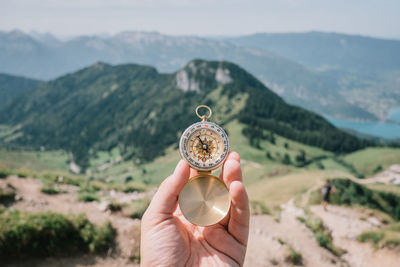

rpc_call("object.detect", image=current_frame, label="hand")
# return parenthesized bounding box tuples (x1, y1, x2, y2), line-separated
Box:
(140, 152, 250, 266)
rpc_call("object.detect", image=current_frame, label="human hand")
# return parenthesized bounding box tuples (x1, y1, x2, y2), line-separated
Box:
(140, 151, 249, 266)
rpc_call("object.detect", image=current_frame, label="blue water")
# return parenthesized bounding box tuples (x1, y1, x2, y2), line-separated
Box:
(326, 107, 400, 139)
(388, 107, 400, 123)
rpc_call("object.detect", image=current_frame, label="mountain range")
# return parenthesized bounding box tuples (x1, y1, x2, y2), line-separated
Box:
(229, 32, 400, 121)
(1, 30, 398, 121)
(0, 60, 369, 170)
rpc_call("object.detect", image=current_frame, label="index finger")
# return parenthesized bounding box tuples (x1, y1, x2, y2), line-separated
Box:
(219, 151, 242, 188)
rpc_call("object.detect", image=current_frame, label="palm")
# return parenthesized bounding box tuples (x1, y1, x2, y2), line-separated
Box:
(141, 152, 249, 267)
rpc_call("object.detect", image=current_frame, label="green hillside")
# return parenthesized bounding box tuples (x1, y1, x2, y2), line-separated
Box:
(0, 73, 41, 107)
(0, 60, 370, 171)
(343, 147, 400, 177)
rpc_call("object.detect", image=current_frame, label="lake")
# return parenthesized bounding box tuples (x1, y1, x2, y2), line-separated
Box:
(326, 107, 400, 139)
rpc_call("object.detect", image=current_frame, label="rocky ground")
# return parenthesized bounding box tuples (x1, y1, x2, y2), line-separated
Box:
(1, 175, 400, 267)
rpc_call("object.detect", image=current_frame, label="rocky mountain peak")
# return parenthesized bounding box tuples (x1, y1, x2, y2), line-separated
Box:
(175, 60, 234, 92)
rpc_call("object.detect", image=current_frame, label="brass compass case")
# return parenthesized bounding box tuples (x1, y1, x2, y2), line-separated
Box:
(178, 105, 231, 227)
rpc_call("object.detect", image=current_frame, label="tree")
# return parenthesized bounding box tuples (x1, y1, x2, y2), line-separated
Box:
(295, 150, 306, 163)
(284, 142, 289, 149)
(268, 132, 276, 144)
(373, 165, 383, 173)
(282, 153, 291, 165)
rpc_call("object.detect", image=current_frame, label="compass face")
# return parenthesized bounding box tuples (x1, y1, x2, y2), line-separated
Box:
(179, 121, 229, 171)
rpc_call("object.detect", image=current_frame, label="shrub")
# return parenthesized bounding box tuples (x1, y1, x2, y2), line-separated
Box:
(373, 165, 383, 174)
(298, 215, 343, 256)
(385, 238, 400, 247)
(125, 176, 134, 183)
(0, 184, 16, 204)
(123, 182, 146, 193)
(358, 222, 400, 248)
(41, 184, 60, 195)
(79, 182, 101, 194)
(78, 193, 99, 202)
(123, 198, 150, 219)
(284, 142, 289, 149)
(315, 232, 331, 248)
(107, 201, 123, 212)
(316, 161, 325, 170)
(295, 150, 306, 163)
(330, 179, 400, 221)
(297, 217, 306, 224)
(250, 200, 271, 215)
(285, 246, 303, 266)
(358, 231, 385, 245)
(0, 210, 115, 259)
(282, 153, 291, 165)
(63, 176, 82, 186)
(0, 170, 11, 179)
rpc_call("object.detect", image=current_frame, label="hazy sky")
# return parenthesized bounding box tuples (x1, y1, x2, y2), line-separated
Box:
(0, 0, 399, 39)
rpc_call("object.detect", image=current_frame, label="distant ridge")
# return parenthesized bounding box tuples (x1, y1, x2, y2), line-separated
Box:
(0, 29, 388, 121)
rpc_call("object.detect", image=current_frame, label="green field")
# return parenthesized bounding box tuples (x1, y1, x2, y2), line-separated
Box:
(0, 149, 69, 172)
(343, 147, 400, 177)
(1, 121, 400, 205)
(246, 170, 353, 206)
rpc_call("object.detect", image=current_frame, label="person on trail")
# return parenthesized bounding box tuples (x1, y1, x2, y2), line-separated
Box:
(321, 180, 336, 211)
(140, 151, 249, 267)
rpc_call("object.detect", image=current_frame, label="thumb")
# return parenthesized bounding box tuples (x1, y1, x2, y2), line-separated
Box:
(145, 160, 190, 217)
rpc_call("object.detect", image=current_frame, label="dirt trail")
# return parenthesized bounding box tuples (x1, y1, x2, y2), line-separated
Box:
(245, 199, 341, 267)
(357, 164, 400, 185)
(311, 205, 400, 267)
(4, 176, 400, 267)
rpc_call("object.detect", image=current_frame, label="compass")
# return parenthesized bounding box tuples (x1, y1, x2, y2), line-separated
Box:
(178, 105, 231, 226)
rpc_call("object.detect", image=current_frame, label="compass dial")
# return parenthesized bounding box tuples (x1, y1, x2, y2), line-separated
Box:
(179, 121, 229, 171)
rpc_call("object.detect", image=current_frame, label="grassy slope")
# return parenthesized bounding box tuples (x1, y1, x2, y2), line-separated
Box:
(343, 147, 400, 177)
(1, 120, 400, 209)
(0, 149, 69, 172)
(90, 121, 345, 190)
(247, 170, 353, 207)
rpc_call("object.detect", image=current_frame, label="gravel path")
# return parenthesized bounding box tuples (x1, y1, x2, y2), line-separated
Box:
(311, 205, 400, 267)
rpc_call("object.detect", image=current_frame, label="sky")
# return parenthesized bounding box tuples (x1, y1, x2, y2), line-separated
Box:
(0, 0, 399, 39)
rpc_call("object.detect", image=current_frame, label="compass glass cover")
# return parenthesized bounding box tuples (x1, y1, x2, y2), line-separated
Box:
(179, 121, 229, 171)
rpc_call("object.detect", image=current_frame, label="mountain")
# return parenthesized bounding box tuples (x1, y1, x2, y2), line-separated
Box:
(229, 32, 400, 120)
(229, 31, 400, 75)
(0, 30, 378, 121)
(0, 73, 41, 107)
(0, 60, 370, 170)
